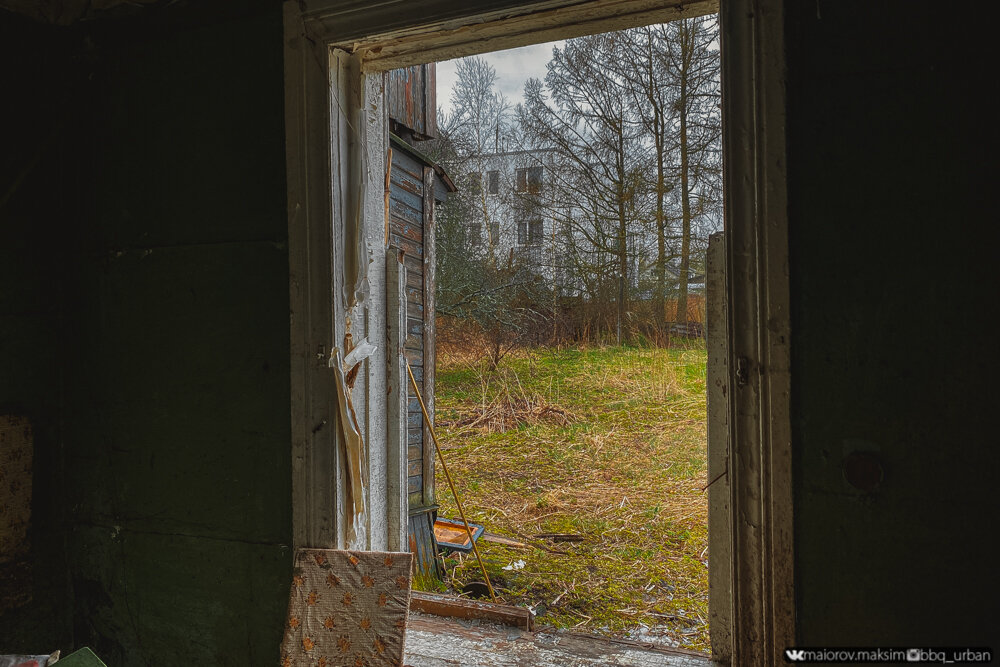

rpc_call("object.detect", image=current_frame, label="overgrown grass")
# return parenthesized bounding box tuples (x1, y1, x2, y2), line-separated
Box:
(430, 343, 709, 651)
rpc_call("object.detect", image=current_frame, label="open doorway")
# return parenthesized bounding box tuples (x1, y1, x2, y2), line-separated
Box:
(285, 0, 793, 662)
(388, 20, 720, 652)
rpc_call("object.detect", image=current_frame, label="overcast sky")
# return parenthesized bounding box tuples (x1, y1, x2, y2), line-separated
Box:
(436, 40, 565, 117)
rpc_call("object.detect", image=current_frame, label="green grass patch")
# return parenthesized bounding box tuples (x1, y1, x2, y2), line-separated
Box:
(431, 344, 709, 651)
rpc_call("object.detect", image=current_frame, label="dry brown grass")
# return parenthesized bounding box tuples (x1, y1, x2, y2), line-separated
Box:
(439, 365, 575, 432)
(428, 344, 710, 651)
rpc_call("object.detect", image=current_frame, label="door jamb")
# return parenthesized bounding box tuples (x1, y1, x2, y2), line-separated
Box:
(720, 0, 794, 661)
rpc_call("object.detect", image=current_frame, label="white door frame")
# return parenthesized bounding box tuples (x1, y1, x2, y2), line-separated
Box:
(283, 0, 793, 661)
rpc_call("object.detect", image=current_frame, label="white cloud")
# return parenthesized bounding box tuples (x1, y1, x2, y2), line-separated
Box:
(436, 40, 564, 117)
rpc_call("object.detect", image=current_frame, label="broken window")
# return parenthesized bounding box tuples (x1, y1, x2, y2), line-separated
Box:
(468, 221, 482, 246)
(517, 219, 543, 246)
(529, 219, 543, 244)
(515, 166, 543, 194)
(468, 172, 483, 195)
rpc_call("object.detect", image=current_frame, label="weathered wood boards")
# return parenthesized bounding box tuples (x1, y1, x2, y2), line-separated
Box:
(403, 612, 714, 666)
(386, 249, 409, 552)
(388, 135, 455, 580)
(409, 592, 533, 630)
(389, 142, 432, 507)
(705, 231, 731, 662)
(387, 64, 438, 140)
(343, 0, 719, 72)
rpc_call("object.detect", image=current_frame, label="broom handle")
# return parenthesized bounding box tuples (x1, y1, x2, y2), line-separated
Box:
(406, 360, 497, 602)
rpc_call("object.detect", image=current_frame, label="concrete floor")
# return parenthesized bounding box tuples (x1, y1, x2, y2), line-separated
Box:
(402, 612, 714, 666)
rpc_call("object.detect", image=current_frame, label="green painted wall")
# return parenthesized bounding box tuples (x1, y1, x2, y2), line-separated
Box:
(1, 4, 292, 663)
(786, 1, 994, 646)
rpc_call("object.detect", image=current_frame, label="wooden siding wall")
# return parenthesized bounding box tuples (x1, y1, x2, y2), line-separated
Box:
(386, 63, 437, 140)
(388, 146, 433, 509)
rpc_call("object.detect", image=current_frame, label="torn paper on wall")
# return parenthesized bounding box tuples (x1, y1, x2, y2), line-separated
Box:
(343, 338, 377, 372)
(330, 349, 365, 543)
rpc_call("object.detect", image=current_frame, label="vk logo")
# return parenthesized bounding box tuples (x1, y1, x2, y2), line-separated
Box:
(785, 649, 806, 662)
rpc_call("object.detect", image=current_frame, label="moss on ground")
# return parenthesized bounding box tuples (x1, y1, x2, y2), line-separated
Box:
(427, 343, 709, 651)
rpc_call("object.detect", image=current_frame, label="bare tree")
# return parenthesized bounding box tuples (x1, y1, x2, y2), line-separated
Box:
(442, 57, 513, 265)
(431, 57, 548, 365)
(613, 25, 677, 331)
(518, 32, 648, 344)
(432, 22, 721, 349)
(660, 16, 721, 325)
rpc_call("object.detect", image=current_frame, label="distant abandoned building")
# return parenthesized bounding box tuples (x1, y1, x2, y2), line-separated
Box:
(456, 147, 563, 283)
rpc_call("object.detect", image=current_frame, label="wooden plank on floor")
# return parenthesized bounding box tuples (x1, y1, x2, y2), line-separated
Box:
(410, 591, 533, 630)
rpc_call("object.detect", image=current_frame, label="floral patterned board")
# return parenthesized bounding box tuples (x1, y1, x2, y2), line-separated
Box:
(280, 549, 414, 667)
(0, 415, 32, 563)
(0, 416, 33, 613)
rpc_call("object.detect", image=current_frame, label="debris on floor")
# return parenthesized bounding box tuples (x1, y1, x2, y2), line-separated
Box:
(433, 517, 485, 552)
(502, 560, 526, 572)
(533, 532, 585, 543)
(402, 612, 714, 666)
(0, 654, 58, 667)
(409, 591, 533, 630)
(480, 532, 528, 549)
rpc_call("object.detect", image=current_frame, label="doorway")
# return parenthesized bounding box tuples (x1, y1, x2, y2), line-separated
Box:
(283, 0, 792, 662)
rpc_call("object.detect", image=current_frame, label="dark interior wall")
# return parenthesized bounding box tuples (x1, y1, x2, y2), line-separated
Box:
(5, 0, 995, 660)
(0, 13, 83, 651)
(786, 1, 994, 646)
(1, 4, 292, 663)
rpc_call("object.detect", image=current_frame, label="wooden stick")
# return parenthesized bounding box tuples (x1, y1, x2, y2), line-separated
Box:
(533, 533, 585, 543)
(406, 360, 496, 602)
(384, 147, 393, 247)
(409, 591, 531, 630)
(481, 532, 528, 549)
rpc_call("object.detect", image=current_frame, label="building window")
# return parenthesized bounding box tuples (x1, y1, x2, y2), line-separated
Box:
(467, 221, 482, 246)
(518, 219, 543, 246)
(515, 166, 543, 194)
(468, 172, 482, 195)
(487, 170, 499, 194)
(530, 219, 543, 244)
